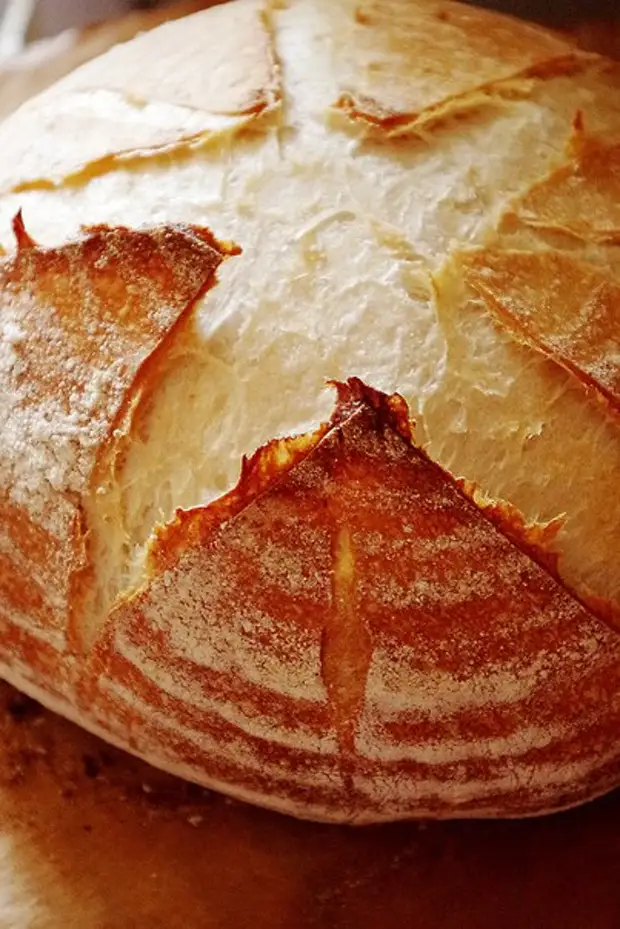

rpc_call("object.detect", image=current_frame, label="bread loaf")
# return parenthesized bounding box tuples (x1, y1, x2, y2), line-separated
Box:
(0, 0, 619, 823)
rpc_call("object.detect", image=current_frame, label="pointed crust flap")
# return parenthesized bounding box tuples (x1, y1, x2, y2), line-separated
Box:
(329, 0, 585, 134)
(506, 117, 620, 244)
(0, 218, 233, 678)
(83, 380, 620, 820)
(461, 248, 620, 416)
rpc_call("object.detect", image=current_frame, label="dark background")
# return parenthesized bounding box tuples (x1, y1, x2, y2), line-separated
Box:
(479, 0, 618, 23)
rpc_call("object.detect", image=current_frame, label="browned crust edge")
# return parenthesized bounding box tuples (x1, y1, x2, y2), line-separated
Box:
(132, 377, 618, 632)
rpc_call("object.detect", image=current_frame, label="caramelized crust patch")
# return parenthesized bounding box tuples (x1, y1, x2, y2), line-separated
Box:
(81, 380, 620, 820)
(1, 220, 230, 524)
(0, 218, 233, 665)
(506, 117, 620, 243)
(461, 249, 620, 415)
(328, 0, 587, 134)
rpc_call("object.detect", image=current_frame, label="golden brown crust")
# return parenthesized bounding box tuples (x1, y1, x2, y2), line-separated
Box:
(0, 220, 232, 691)
(461, 248, 620, 416)
(328, 0, 589, 135)
(78, 381, 620, 822)
(459, 481, 620, 628)
(458, 479, 565, 577)
(503, 114, 620, 244)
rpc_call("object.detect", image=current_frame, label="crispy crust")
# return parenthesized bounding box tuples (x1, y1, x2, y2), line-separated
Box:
(459, 481, 620, 628)
(461, 248, 620, 416)
(328, 0, 590, 135)
(76, 380, 620, 822)
(503, 114, 620, 244)
(0, 219, 233, 694)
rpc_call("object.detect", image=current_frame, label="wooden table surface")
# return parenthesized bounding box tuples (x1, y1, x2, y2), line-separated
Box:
(1, 681, 619, 929)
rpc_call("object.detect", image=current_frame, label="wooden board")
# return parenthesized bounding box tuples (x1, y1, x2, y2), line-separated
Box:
(1, 680, 620, 929)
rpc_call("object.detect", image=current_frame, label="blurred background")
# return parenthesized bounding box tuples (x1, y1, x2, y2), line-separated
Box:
(0, 0, 619, 45)
(1, 0, 172, 43)
(0, 0, 618, 40)
(475, 0, 619, 22)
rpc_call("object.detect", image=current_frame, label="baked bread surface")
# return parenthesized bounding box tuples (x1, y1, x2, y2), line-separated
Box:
(0, 1, 216, 122)
(0, 0, 619, 822)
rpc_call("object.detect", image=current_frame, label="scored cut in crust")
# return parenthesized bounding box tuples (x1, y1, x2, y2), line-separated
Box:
(78, 377, 620, 822)
(0, 217, 236, 698)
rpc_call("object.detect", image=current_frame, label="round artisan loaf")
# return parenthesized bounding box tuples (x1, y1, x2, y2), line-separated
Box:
(0, 0, 619, 823)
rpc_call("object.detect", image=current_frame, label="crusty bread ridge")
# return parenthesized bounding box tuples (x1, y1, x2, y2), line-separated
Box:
(0, 0, 619, 822)
(0, 1, 219, 123)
